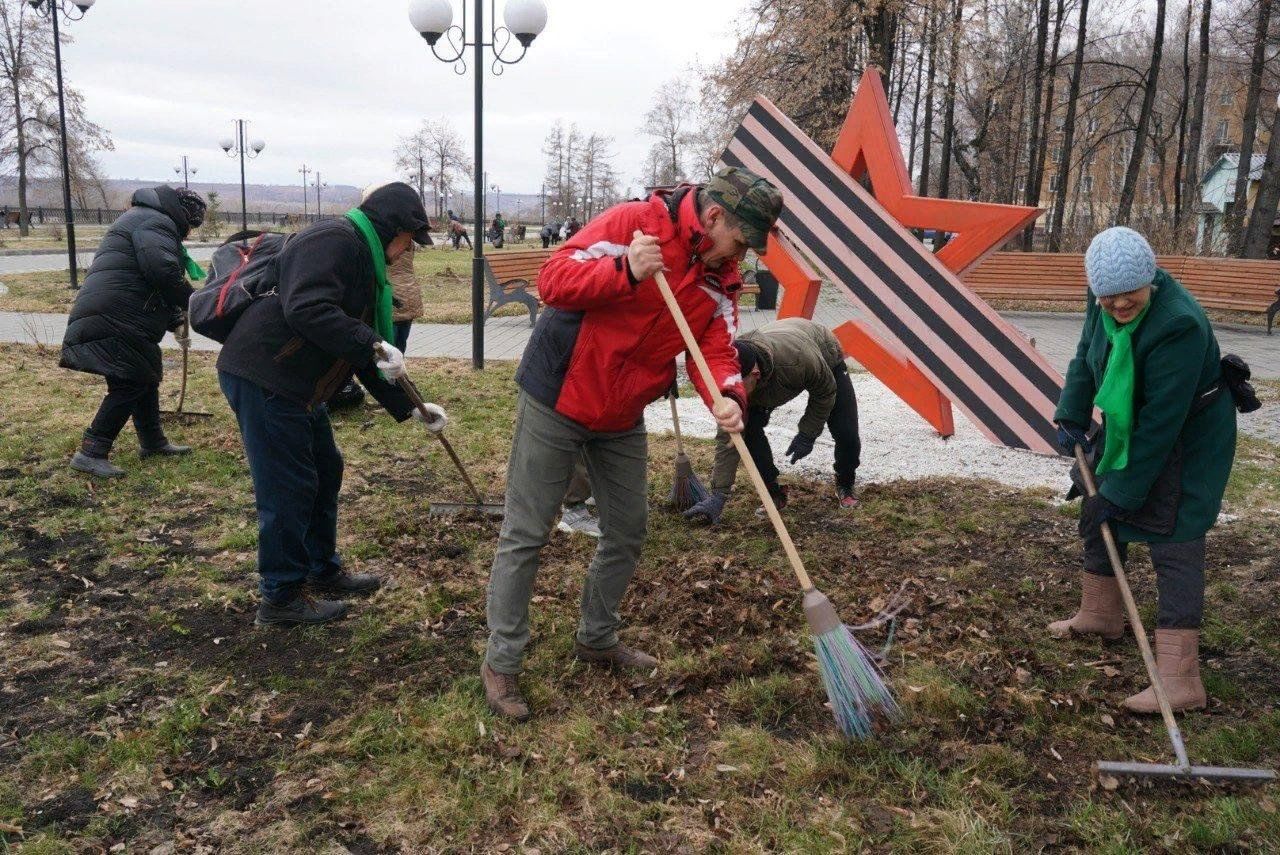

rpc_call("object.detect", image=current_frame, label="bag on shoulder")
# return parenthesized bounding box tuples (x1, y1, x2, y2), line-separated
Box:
(188, 230, 291, 343)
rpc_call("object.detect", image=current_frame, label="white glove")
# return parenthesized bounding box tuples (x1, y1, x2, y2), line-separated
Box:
(412, 402, 448, 433)
(375, 341, 406, 380)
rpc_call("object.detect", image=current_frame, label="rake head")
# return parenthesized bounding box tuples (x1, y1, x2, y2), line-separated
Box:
(804, 588, 899, 739)
(668, 452, 710, 512)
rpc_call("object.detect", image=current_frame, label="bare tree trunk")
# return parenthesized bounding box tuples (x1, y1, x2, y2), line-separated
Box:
(892, 21, 909, 123)
(1024, 0, 1065, 249)
(907, 19, 927, 178)
(1172, 0, 1192, 227)
(1116, 0, 1167, 225)
(1227, 0, 1272, 256)
(937, 0, 964, 204)
(1049, 0, 1090, 252)
(1179, 0, 1211, 231)
(919, 0, 941, 196)
(1243, 102, 1280, 258)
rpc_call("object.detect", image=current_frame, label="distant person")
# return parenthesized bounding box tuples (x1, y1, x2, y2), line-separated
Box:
(540, 222, 555, 249)
(1, 205, 9, 229)
(60, 186, 207, 477)
(448, 209, 472, 249)
(565, 217, 582, 239)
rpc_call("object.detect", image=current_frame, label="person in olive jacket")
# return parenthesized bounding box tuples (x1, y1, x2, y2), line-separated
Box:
(1050, 226, 1236, 714)
(60, 186, 207, 478)
(685, 317, 861, 524)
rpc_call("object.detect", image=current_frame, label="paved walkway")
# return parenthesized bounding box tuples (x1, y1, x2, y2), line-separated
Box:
(3, 299, 1276, 442)
(0, 246, 215, 274)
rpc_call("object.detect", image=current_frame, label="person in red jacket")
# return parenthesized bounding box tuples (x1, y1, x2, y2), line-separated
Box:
(482, 167, 783, 719)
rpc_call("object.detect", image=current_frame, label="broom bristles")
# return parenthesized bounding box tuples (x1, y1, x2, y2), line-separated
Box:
(814, 623, 900, 739)
(669, 452, 710, 511)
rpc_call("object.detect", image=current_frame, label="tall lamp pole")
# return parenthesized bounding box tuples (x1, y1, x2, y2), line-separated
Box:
(491, 182, 501, 218)
(27, 0, 96, 289)
(299, 164, 311, 220)
(409, 0, 549, 369)
(219, 120, 265, 235)
(173, 156, 197, 189)
(313, 173, 328, 217)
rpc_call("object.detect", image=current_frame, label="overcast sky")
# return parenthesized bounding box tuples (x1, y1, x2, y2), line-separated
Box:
(65, 0, 742, 195)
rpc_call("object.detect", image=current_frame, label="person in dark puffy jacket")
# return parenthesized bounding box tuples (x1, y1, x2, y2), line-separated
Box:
(60, 185, 207, 478)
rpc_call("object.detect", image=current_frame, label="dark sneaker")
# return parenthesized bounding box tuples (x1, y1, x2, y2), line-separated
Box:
(254, 593, 349, 627)
(309, 569, 382, 596)
(140, 442, 192, 458)
(837, 485, 858, 509)
(69, 451, 125, 478)
(573, 641, 658, 672)
(481, 662, 530, 720)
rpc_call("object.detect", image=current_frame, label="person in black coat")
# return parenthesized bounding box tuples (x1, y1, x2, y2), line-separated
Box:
(216, 181, 449, 628)
(60, 185, 207, 478)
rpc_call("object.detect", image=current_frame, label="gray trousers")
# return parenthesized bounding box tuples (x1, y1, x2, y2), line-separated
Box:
(1083, 527, 1206, 629)
(485, 391, 649, 674)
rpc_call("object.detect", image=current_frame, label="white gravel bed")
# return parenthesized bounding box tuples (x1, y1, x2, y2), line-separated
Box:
(644, 369, 1073, 494)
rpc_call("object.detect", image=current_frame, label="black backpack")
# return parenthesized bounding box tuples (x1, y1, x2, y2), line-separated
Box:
(188, 230, 291, 343)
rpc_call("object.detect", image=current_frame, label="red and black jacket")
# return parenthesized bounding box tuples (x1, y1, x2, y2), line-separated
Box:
(516, 186, 747, 432)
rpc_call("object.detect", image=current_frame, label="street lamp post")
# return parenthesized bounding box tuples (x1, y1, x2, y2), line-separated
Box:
(299, 164, 311, 220)
(409, 0, 548, 369)
(313, 173, 328, 218)
(173, 156, 197, 189)
(491, 182, 501, 218)
(219, 120, 265, 235)
(27, 0, 96, 289)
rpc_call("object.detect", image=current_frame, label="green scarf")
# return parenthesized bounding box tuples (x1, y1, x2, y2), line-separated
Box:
(1093, 300, 1152, 475)
(344, 208, 395, 348)
(182, 248, 206, 282)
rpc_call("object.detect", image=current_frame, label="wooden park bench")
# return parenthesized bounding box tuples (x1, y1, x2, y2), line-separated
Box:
(963, 252, 1280, 333)
(484, 248, 553, 326)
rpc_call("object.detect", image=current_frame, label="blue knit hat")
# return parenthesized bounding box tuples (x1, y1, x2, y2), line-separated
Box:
(1084, 226, 1156, 297)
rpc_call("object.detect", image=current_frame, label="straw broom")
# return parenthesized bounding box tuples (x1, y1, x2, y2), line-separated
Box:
(639, 232, 897, 737)
(667, 386, 710, 511)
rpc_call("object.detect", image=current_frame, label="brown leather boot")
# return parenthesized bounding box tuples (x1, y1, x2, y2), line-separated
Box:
(1048, 572, 1125, 640)
(1122, 628, 1206, 714)
(573, 641, 658, 672)
(481, 662, 530, 721)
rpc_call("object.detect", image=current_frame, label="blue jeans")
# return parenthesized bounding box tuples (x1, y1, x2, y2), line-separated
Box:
(218, 371, 344, 604)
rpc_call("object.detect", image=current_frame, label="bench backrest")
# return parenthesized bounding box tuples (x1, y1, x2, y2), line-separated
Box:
(484, 248, 555, 289)
(963, 252, 1280, 313)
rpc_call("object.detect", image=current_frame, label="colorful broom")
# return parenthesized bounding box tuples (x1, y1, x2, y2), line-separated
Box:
(639, 231, 898, 737)
(667, 386, 710, 511)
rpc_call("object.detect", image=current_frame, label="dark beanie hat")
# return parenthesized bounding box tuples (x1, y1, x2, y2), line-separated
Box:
(735, 340, 760, 376)
(175, 188, 207, 228)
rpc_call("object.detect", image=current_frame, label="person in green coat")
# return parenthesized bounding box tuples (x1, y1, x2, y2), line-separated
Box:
(1049, 226, 1237, 714)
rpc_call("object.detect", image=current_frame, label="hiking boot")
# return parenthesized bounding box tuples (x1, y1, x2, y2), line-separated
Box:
(573, 641, 658, 672)
(69, 451, 125, 478)
(837, 484, 858, 509)
(254, 593, 348, 627)
(557, 503, 602, 538)
(309, 569, 382, 597)
(1122, 629, 1207, 714)
(1048, 572, 1125, 640)
(140, 441, 191, 458)
(482, 662, 530, 721)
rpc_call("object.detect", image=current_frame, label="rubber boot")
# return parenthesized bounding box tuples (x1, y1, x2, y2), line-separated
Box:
(70, 450, 125, 478)
(1048, 572, 1125, 640)
(1122, 628, 1206, 714)
(140, 441, 192, 458)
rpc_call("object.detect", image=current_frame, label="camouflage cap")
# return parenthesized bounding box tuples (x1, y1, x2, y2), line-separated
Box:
(704, 166, 783, 252)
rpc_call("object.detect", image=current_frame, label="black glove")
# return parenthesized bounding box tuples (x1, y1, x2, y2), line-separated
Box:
(785, 432, 817, 464)
(1078, 493, 1121, 537)
(1056, 421, 1094, 455)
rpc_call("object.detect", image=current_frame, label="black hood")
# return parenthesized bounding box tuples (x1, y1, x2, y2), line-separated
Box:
(132, 185, 190, 238)
(358, 182, 432, 248)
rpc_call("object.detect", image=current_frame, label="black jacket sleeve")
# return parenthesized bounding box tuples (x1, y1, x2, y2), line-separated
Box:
(133, 218, 194, 310)
(277, 229, 382, 368)
(355, 365, 415, 422)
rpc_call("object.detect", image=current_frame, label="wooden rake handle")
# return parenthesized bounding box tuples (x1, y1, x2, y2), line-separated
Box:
(637, 230, 814, 592)
(397, 374, 487, 507)
(668, 385, 686, 456)
(1074, 445, 1190, 770)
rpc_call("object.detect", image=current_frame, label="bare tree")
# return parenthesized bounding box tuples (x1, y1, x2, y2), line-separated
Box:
(1226, 0, 1273, 256)
(1243, 97, 1280, 257)
(641, 77, 697, 184)
(1115, 0, 1166, 224)
(1178, 0, 1212, 230)
(394, 117, 471, 219)
(1049, 0, 1090, 252)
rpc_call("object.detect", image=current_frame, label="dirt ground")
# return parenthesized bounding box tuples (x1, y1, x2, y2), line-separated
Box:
(1, 344, 1278, 852)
